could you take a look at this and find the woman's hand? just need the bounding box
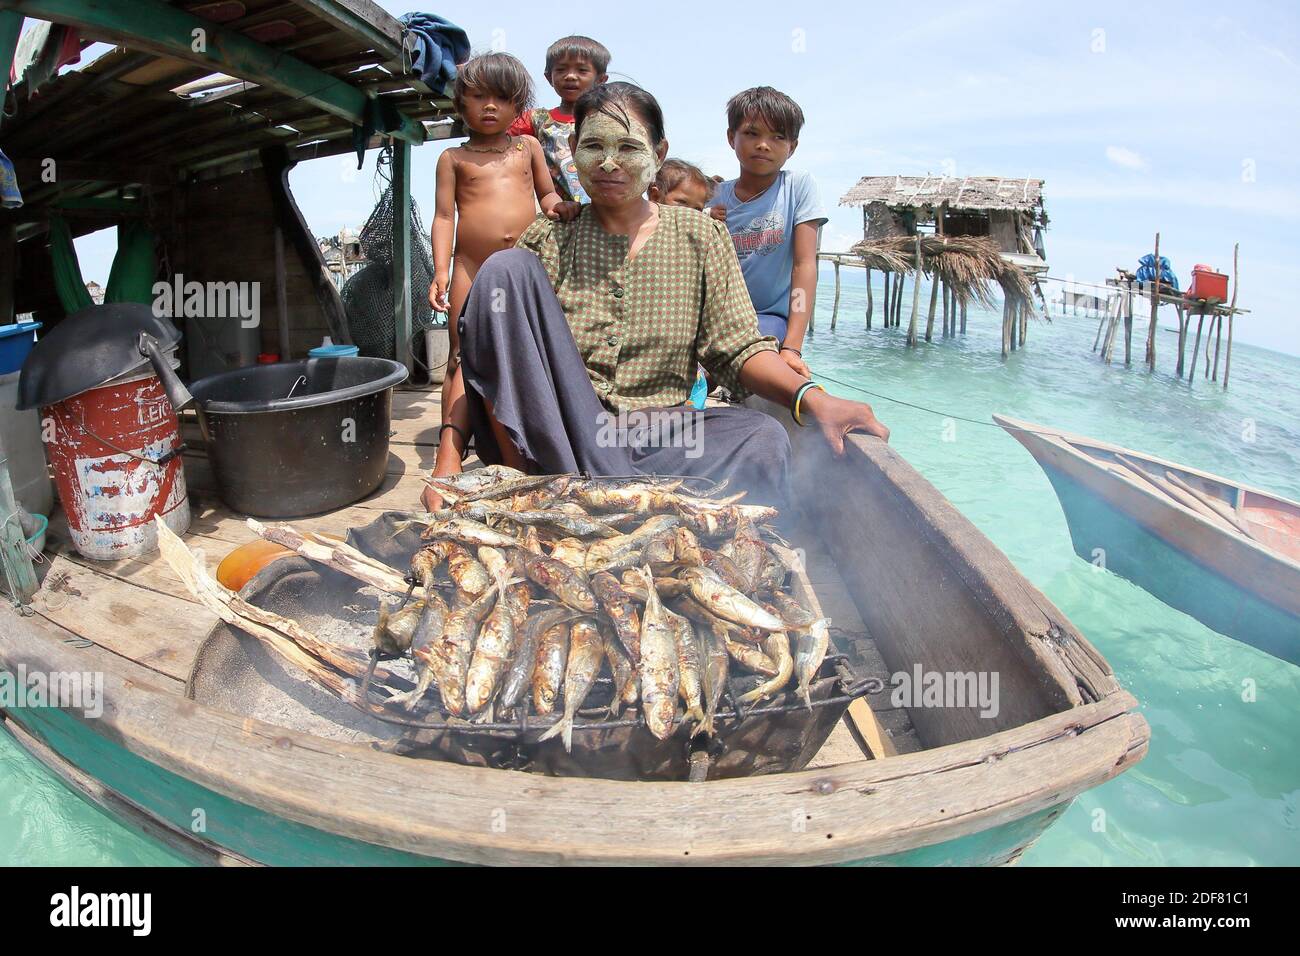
[430,275,450,313]
[802,389,889,454]
[779,347,811,378]
[547,201,583,222]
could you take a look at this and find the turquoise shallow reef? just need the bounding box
[2,268,1297,865]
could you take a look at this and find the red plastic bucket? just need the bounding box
[42,367,190,560]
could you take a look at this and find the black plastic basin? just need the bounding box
[189,357,408,517]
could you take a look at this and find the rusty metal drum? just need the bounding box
[42,367,190,561]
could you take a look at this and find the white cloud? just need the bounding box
[1105,146,1147,171]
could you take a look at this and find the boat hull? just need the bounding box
[1,703,1066,867]
[995,415,1300,666]
[1041,462,1300,664]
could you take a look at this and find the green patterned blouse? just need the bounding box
[515,204,777,411]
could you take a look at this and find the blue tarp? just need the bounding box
[398,13,470,92]
[1136,253,1179,291]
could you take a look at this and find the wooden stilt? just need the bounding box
[1180,308,1190,379]
[960,298,967,334]
[1189,312,1204,384]
[831,259,841,330]
[1101,297,1117,363]
[1146,233,1160,372]
[1206,312,1216,379]
[1124,286,1134,366]
[941,282,950,337]
[924,270,939,342]
[865,267,873,329]
[1204,319,1213,378]
[1018,298,1028,347]
[881,269,890,326]
[1001,299,1011,358]
[1093,304,1108,351]
[1224,243,1238,389]
[893,273,903,327]
[906,237,922,346]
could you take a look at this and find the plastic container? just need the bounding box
[1188,264,1228,303]
[188,356,407,517]
[424,327,450,385]
[0,321,42,375]
[0,368,53,518]
[308,337,360,359]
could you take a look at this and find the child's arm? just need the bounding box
[781,220,819,376]
[526,136,569,219]
[430,149,457,313]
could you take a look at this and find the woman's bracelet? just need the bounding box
[780,346,802,357]
[791,382,825,427]
[439,422,471,459]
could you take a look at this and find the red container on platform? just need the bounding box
[42,368,191,561]
[1188,264,1228,303]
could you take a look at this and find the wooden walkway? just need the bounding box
[15,388,919,765]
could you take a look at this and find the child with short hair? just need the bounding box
[431,52,568,418]
[710,86,826,378]
[508,35,610,204]
[649,158,715,211]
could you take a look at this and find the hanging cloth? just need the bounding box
[105,221,158,304]
[48,218,158,314]
[0,147,21,208]
[49,216,93,314]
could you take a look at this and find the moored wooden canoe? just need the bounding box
[995,414,1300,666]
[0,435,1148,865]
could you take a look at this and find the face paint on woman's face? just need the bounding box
[573,110,661,206]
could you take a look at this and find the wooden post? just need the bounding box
[831,259,841,330]
[273,225,291,359]
[891,273,901,327]
[1175,305,1188,377]
[865,268,873,329]
[392,139,414,374]
[0,11,22,98]
[1019,297,1028,347]
[0,458,38,606]
[1189,311,1204,384]
[906,236,922,346]
[924,269,939,342]
[1204,318,1213,378]
[1124,285,1134,366]
[941,282,950,337]
[881,269,890,327]
[1206,310,1216,377]
[1146,232,1160,371]
[1100,297,1116,363]
[960,297,967,334]
[0,223,15,326]
[1223,243,1238,389]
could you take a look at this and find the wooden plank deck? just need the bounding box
[21,387,919,762]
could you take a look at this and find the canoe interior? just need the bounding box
[0,391,1146,864]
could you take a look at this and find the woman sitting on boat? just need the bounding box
[423,82,888,510]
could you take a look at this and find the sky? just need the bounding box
[69,0,1300,354]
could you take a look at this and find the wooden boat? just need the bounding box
[0,392,1147,866]
[995,415,1300,666]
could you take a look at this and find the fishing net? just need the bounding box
[341,160,441,366]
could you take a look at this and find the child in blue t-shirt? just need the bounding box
[710,87,826,377]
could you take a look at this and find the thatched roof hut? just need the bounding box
[837,175,1050,352]
[840,175,1048,268]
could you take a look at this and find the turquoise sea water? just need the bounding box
[2,268,1297,865]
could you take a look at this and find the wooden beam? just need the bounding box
[11,159,171,187]
[283,0,404,61]
[830,259,840,329]
[864,267,872,329]
[906,236,921,347]
[6,0,426,144]
[1146,233,1160,371]
[391,138,414,373]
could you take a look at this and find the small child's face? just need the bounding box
[459,87,520,136]
[546,55,605,107]
[653,180,712,211]
[727,114,797,175]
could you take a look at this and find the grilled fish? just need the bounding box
[419,517,520,549]
[511,547,597,612]
[681,566,784,631]
[445,542,491,597]
[793,616,831,710]
[424,579,501,715]
[671,610,705,729]
[603,627,638,715]
[590,571,642,662]
[538,618,605,752]
[499,605,581,714]
[633,566,680,741]
[737,629,793,704]
[696,623,729,737]
[531,619,570,716]
[465,570,524,714]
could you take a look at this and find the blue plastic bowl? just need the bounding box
[0,321,42,375]
[308,343,360,358]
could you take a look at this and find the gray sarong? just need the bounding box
[458,249,791,506]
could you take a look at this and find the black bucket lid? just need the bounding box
[16,302,182,410]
